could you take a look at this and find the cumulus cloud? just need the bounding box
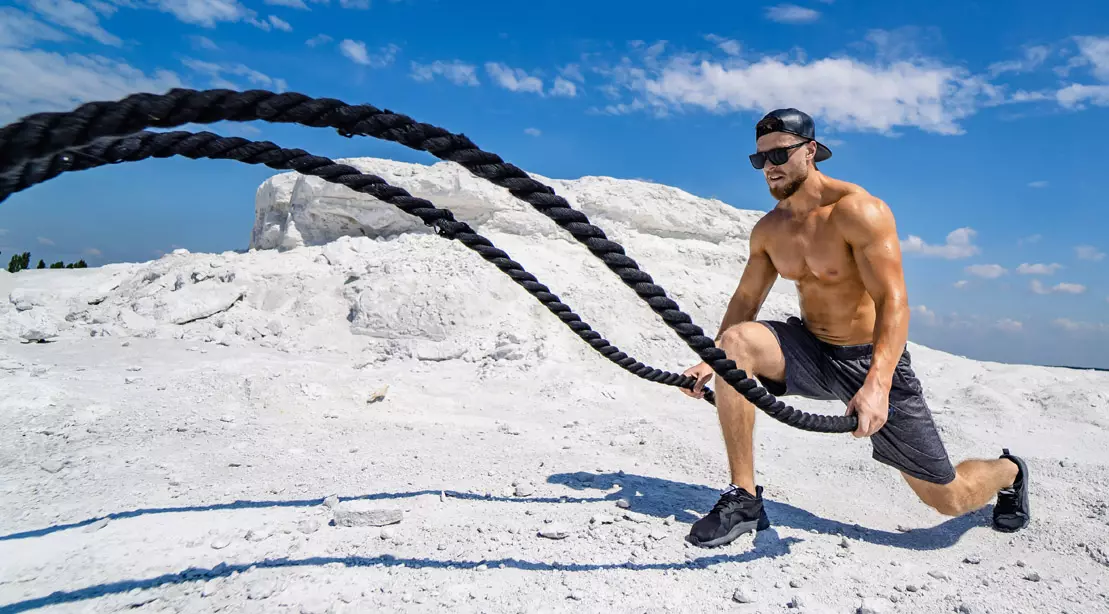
[26,0,121,46]
[410,60,479,86]
[953,280,969,289]
[901,227,979,259]
[1052,318,1108,333]
[182,58,287,92]
[1016,263,1062,275]
[37,236,55,246]
[1031,279,1087,295]
[965,264,1007,279]
[0,49,184,122]
[485,62,544,94]
[995,318,1023,333]
[764,4,820,24]
[524,127,541,137]
[266,14,291,31]
[591,37,999,134]
[1075,244,1105,261]
[988,45,1050,77]
[305,33,331,47]
[549,77,577,97]
[911,305,937,326]
[0,7,69,48]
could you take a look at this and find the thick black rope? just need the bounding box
[0,89,857,433]
[0,130,717,405]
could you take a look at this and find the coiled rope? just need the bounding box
[0,88,858,433]
[0,129,716,404]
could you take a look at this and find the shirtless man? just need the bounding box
[680,108,1031,548]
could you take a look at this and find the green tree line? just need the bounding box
[3,251,88,273]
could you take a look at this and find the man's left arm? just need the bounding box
[834,194,910,436]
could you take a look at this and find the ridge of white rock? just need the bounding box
[1,157,1106,614]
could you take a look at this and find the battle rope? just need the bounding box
[0,88,857,433]
[0,129,716,405]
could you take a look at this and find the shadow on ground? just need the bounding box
[0,471,993,612]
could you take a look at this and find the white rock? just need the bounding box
[333,502,403,527]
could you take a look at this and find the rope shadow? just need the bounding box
[0,531,800,613]
[548,471,993,551]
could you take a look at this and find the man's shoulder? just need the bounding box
[829,188,893,227]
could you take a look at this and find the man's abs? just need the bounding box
[795,277,877,346]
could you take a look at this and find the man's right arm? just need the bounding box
[714,222,779,343]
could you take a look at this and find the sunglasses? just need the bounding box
[749,140,809,169]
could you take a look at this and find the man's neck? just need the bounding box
[778,171,828,216]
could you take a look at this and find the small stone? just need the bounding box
[124,377,140,384]
[322,495,340,508]
[615,498,631,509]
[247,580,277,600]
[333,502,403,527]
[789,579,802,588]
[245,528,272,542]
[840,536,850,548]
[732,585,757,603]
[928,570,950,581]
[1016,560,1027,567]
[905,584,919,592]
[663,515,676,526]
[514,483,535,497]
[569,590,585,601]
[210,537,231,549]
[40,460,64,474]
[122,341,131,347]
[957,603,981,614]
[220,415,235,423]
[591,514,615,525]
[379,527,396,540]
[896,524,913,532]
[1024,572,1041,582]
[538,525,571,540]
[367,385,388,404]
[963,555,981,565]
[788,594,806,609]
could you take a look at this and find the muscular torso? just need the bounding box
[761,200,877,346]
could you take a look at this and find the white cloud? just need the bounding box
[156,0,253,27]
[305,33,331,47]
[410,60,479,86]
[524,127,541,137]
[339,42,396,67]
[0,7,69,48]
[27,0,121,46]
[550,77,577,97]
[953,279,969,289]
[704,34,741,56]
[1075,244,1105,261]
[267,14,291,31]
[182,58,287,92]
[485,62,544,94]
[764,4,821,24]
[37,236,55,246]
[0,49,184,122]
[995,318,1023,333]
[1056,83,1109,108]
[1052,318,1108,333]
[965,264,1007,279]
[1053,37,1109,109]
[1031,279,1087,295]
[911,304,937,326]
[339,0,369,8]
[594,41,998,134]
[559,63,585,82]
[1027,180,1048,188]
[84,248,102,256]
[1073,36,1109,81]
[264,0,309,8]
[988,45,1050,77]
[901,227,979,259]
[1016,263,1062,275]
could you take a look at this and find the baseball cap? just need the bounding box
[755,108,832,162]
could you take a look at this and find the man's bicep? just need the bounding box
[734,237,779,309]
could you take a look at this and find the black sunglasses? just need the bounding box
[749,140,809,169]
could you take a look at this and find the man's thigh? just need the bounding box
[749,317,839,400]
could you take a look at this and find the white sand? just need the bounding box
[1,158,1106,613]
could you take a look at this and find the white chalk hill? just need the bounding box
[0,158,1106,613]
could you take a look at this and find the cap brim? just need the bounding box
[814,141,832,162]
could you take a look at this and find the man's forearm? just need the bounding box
[867,294,909,389]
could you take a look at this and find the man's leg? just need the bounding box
[712,321,786,495]
[901,457,1019,516]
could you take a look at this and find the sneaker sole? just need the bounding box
[687,514,771,548]
[993,451,1030,533]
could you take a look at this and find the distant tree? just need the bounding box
[49,261,64,269]
[37,259,45,269]
[8,252,31,273]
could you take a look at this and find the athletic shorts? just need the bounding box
[756,317,956,485]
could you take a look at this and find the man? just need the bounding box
[679,108,1031,548]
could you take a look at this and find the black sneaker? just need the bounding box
[993,448,1030,533]
[687,485,771,548]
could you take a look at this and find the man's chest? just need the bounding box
[764,213,855,282]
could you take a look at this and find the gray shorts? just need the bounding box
[757,317,956,485]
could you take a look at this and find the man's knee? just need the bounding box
[717,322,783,378]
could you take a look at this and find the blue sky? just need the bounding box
[1,0,1107,369]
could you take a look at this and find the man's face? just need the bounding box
[754,132,815,200]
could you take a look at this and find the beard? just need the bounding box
[768,169,808,200]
